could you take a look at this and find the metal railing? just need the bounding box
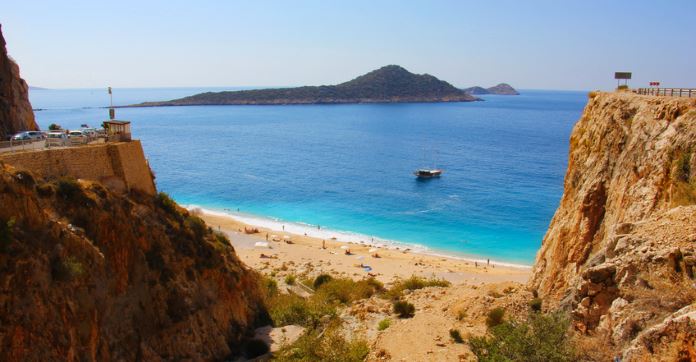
[0,137,106,154]
[0,139,46,153]
[634,88,696,98]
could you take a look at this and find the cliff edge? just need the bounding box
[0,164,267,360]
[531,91,696,359]
[0,24,38,139]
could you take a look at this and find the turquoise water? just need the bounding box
[29,88,586,265]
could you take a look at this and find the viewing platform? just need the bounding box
[633,88,696,98]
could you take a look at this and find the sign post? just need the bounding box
[614,72,632,89]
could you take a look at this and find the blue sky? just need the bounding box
[2,0,695,90]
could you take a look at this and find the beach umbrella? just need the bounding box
[254,241,270,248]
[340,245,349,250]
[283,235,291,240]
[368,248,378,253]
[356,256,365,260]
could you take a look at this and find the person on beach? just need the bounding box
[487,258,490,266]
[266,233,268,241]
[282,225,285,231]
[475,261,478,268]
[322,240,326,249]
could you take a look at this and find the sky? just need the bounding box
[2,0,695,90]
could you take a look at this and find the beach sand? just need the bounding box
[197,210,531,286]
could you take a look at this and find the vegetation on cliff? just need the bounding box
[132,65,480,106]
[0,165,267,360]
[531,92,696,359]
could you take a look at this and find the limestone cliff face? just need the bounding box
[0,164,267,361]
[531,92,696,358]
[0,24,38,140]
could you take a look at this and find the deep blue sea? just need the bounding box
[29,88,587,265]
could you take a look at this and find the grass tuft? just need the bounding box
[377,318,391,331]
[486,307,505,328]
[393,300,415,318]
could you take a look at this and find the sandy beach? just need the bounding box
[196,209,531,286]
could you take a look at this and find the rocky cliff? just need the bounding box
[0,164,267,360]
[0,24,38,140]
[531,91,696,359]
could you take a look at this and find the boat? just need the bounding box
[413,168,443,178]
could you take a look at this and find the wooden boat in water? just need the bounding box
[413,168,443,178]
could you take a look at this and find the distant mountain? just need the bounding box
[28,85,47,90]
[130,65,480,107]
[463,83,519,95]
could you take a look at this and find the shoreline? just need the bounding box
[193,206,532,285]
[188,205,533,269]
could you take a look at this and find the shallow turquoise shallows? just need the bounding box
[29,88,587,265]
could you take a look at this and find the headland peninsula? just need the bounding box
[129,65,481,107]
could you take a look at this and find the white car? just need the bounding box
[46,131,68,146]
[68,130,88,144]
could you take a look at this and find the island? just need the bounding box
[462,83,519,95]
[129,65,480,107]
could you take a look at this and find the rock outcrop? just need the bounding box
[463,83,519,95]
[531,91,696,358]
[486,83,519,95]
[0,24,38,140]
[0,164,267,360]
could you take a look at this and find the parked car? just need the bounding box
[68,130,87,144]
[11,131,45,141]
[46,131,68,146]
[80,128,98,138]
[27,131,46,139]
[11,132,31,141]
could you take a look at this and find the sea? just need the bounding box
[29,87,587,266]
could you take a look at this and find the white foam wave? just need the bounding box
[186,204,532,269]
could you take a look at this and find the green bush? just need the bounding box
[48,123,61,130]
[0,218,16,252]
[261,275,382,328]
[675,151,692,183]
[52,256,85,281]
[212,230,230,248]
[184,215,206,240]
[469,312,576,362]
[313,274,333,289]
[377,318,391,331]
[274,322,368,362]
[486,307,505,328]
[386,276,450,299]
[529,297,543,312]
[449,328,463,343]
[393,300,415,318]
[315,277,382,304]
[56,177,83,201]
[156,192,179,215]
[267,292,334,327]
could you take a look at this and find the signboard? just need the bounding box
[649,81,660,87]
[615,72,632,80]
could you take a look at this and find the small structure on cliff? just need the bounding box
[104,120,131,142]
